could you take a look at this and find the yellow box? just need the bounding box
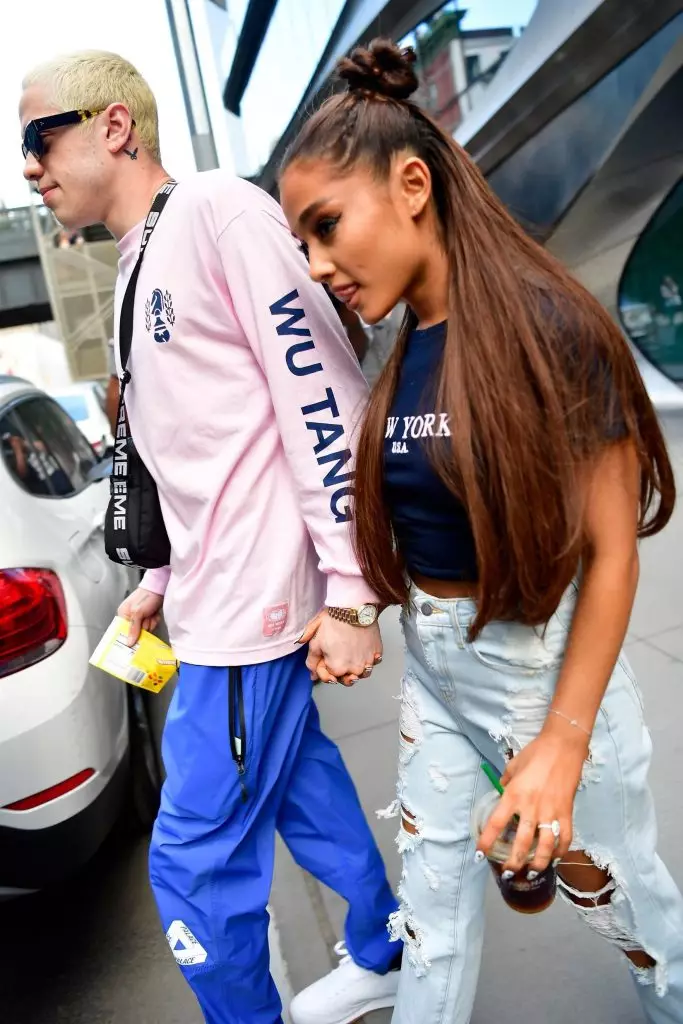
[90,616,178,693]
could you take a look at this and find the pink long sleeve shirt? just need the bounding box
[114,171,375,666]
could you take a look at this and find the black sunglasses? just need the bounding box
[21,108,104,161]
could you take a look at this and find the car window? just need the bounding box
[0,406,68,496]
[54,394,89,423]
[1,409,52,496]
[4,397,98,498]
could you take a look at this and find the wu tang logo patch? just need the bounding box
[166,920,209,966]
[145,287,176,344]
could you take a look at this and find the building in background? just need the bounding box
[164,0,249,174]
[451,27,514,120]
[402,6,517,136]
[221,0,346,179]
[220,0,683,406]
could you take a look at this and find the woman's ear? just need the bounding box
[397,156,432,219]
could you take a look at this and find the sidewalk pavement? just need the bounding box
[271,417,683,1023]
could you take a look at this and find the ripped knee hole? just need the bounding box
[557,854,612,907]
[558,850,656,970]
[625,949,658,970]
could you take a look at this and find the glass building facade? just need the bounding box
[226,0,347,177]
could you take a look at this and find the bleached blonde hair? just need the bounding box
[23,50,161,162]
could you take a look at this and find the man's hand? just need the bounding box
[117,587,164,646]
[298,611,382,685]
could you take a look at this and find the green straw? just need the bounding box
[481,761,505,795]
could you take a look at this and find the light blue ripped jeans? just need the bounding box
[388,581,683,1024]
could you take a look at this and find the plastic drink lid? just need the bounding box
[470,789,538,864]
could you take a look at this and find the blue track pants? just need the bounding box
[149,648,399,1023]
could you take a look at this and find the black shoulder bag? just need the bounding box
[105,180,177,570]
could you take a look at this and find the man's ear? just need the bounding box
[103,102,135,156]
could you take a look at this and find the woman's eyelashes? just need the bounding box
[314,215,340,240]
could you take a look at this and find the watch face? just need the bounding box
[357,604,377,626]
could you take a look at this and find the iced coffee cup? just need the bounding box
[471,789,557,915]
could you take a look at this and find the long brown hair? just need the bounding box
[281,40,675,635]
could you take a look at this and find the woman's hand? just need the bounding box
[477,722,588,874]
[297,612,383,686]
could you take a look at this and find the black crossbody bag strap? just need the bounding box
[105,181,178,570]
[118,180,177,387]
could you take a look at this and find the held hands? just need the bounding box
[298,610,383,686]
[477,719,589,874]
[117,587,164,646]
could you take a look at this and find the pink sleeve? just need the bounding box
[218,206,378,607]
[140,565,171,596]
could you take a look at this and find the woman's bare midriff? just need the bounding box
[411,571,478,599]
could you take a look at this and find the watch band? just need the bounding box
[327,605,378,627]
[327,606,360,626]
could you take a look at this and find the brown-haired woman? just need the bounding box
[280,39,683,1024]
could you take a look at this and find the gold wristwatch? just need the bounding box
[327,604,379,627]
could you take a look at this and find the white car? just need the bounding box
[0,375,162,895]
[51,381,114,457]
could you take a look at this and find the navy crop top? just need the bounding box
[382,316,627,582]
[383,321,478,581]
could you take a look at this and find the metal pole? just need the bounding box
[165,0,220,170]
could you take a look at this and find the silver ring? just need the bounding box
[360,665,373,678]
[538,820,561,839]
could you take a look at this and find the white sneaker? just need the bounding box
[289,941,400,1024]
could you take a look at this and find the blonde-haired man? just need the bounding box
[20,51,401,1024]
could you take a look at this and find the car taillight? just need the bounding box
[3,768,95,810]
[0,569,67,678]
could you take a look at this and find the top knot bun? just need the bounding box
[337,39,419,102]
